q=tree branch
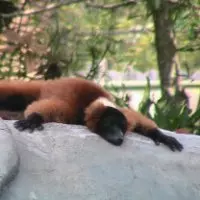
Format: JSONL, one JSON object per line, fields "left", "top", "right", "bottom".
{"left": 85, "top": 0, "right": 138, "bottom": 10}
{"left": 177, "top": 44, "right": 200, "bottom": 52}
{"left": 77, "top": 28, "right": 152, "bottom": 36}
{"left": 0, "top": 0, "right": 84, "bottom": 18}
{"left": 168, "top": 0, "right": 200, "bottom": 10}
{"left": 86, "top": 43, "right": 111, "bottom": 80}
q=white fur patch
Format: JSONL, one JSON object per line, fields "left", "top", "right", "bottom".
{"left": 95, "top": 97, "right": 116, "bottom": 108}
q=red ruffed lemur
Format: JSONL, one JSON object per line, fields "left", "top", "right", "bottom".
{"left": 0, "top": 77, "right": 183, "bottom": 151}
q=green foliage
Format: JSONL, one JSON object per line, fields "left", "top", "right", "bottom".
{"left": 153, "top": 98, "right": 190, "bottom": 131}
{"left": 105, "top": 83, "right": 130, "bottom": 108}
{"left": 139, "top": 80, "right": 200, "bottom": 134}
{"left": 0, "top": 49, "right": 27, "bottom": 79}
{"left": 41, "top": 14, "right": 84, "bottom": 76}
{"left": 174, "top": 0, "right": 200, "bottom": 56}
{"left": 2, "top": 0, "right": 199, "bottom": 78}
{"left": 153, "top": 96, "right": 200, "bottom": 134}
{"left": 52, "top": 2, "right": 156, "bottom": 74}
{"left": 138, "top": 77, "right": 153, "bottom": 118}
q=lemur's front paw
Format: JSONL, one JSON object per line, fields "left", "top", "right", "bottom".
{"left": 158, "top": 134, "right": 183, "bottom": 152}
{"left": 148, "top": 129, "right": 183, "bottom": 152}
{"left": 14, "top": 112, "right": 44, "bottom": 133}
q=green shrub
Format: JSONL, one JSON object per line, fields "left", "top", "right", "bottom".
{"left": 139, "top": 80, "right": 200, "bottom": 134}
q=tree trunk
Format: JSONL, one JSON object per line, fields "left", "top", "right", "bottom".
{"left": 152, "top": 1, "right": 178, "bottom": 95}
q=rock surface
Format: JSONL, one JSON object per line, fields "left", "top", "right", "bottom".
{"left": 0, "top": 120, "right": 200, "bottom": 200}
{"left": 0, "top": 120, "right": 19, "bottom": 196}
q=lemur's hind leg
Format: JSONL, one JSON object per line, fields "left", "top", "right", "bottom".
{"left": 14, "top": 98, "right": 74, "bottom": 132}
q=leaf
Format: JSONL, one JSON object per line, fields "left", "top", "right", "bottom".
{"left": 190, "top": 108, "right": 200, "bottom": 125}
{"left": 138, "top": 77, "right": 152, "bottom": 116}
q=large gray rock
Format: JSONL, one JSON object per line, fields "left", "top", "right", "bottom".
{"left": 0, "top": 120, "right": 19, "bottom": 196}
{"left": 1, "top": 120, "right": 200, "bottom": 200}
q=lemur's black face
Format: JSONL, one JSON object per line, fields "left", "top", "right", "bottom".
{"left": 96, "top": 107, "right": 128, "bottom": 146}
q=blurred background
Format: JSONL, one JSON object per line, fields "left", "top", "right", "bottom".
{"left": 0, "top": 0, "right": 200, "bottom": 134}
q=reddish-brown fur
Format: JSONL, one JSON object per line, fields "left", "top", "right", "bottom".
{"left": 120, "top": 108, "right": 157, "bottom": 132}
{"left": 0, "top": 77, "right": 158, "bottom": 135}
{"left": 85, "top": 100, "right": 108, "bottom": 132}
{"left": 84, "top": 99, "right": 157, "bottom": 134}
{"left": 0, "top": 80, "right": 42, "bottom": 101}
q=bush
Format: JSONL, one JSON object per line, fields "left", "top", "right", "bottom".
{"left": 139, "top": 80, "right": 200, "bottom": 134}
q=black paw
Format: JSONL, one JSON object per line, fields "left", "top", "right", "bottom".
{"left": 14, "top": 112, "right": 44, "bottom": 133}
{"left": 148, "top": 129, "right": 183, "bottom": 152}
{"left": 155, "top": 134, "right": 183, "bottom": 152}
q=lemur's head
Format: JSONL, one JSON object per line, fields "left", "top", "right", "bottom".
{"left": 96, "top": 107, "right": 128, "bottom": 146}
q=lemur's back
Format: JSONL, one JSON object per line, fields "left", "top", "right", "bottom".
{"left": 40, "top": 78, "right": 112, "bottom": 109}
